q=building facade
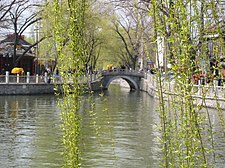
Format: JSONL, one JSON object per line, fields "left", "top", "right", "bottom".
{"left": 0, "top": 34, "right": 35, "bottom": 75}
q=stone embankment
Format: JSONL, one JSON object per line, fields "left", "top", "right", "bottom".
{"left": 2, "top": 70, "right": 225, "bottom": 110}
{"left": 0, "top": 72, "right": 62, "bottom": 95}
{"left": 0, "top": 83, "right": 59, "bottom": 95}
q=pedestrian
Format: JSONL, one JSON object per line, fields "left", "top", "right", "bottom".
{"left": 0, "top": 68, "right": 5, "bottom": 75}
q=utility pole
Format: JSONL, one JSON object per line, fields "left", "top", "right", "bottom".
{"left": 138, "top": 0, "right": 145, "bottom": 71}
{"left": 34, "top": 22, "right": 40, "bottom": 74}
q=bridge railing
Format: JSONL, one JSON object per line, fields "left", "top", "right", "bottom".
{"left": 101, "top": 68, "right": 144, "bottom": 77}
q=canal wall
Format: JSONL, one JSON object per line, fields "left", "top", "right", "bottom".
{"left": 0, "top": 78, "right": 100, "bottom": 95}
{"left": 90, "top": 80, "right": 103, "bottom": 91}
{"left": 1, "top": 70, "right": 225, "bottom": 111}
{"left": 0, "top": 83, "right": 62, "bottom": 95}
{"left": 0, "top": 72, "right": 95, "bottom": 95}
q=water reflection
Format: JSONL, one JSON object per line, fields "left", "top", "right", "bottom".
{"left": 79, "top": 85, "right": 161, "bottom": 168}
{"left": 0, "top": 95, "right": 63, "bottom": 168}
{"left": 2, "top": 85, "right": 225, "bottom": 167}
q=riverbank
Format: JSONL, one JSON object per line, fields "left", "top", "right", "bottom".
{"left": 1, "top": 71, "right": 225, "bottom": 110}
{"left": 139, "top": 73, "right": 225, "bottom": 109}
{"left": 113, "top": 73, "right": 225, "bottom": 109}
{"left": 0, "top": 72, "right": 94, "bottom": 95}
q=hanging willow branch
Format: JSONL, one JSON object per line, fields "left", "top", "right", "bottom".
{"left": 148, "top": 0, "right": 221, "bottom": 167}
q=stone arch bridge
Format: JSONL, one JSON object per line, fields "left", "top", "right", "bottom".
{"left": 98, "top": 69, "right": 145, "bottom": 90}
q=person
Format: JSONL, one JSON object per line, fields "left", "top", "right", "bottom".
{"left": 53, "top": 67, "right": 60, "bottom": 83}
{"left": 46, "top": 68, "right": 51, "bottom": 83}
{"left": 55, "top": 68, "right": 59, "bottom": 76}
{"left": 0, "top": 68, "right": 5, "bottom": 75}
{"left": 220, "top": 64, "right": 225, "bottom": 86}
{"left": 41, "top": 67, "right": 51, "bottom": 83}
{"left": 19, "top": 68, "right": 24, "bottom": 75}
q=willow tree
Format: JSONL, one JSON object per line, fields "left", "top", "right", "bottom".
{"left": 109, "top": 0, "right": 152, "bottom": 70}
{"left": 149, "top": 0, "right": 225, "bottom": 167}
{"left": 45, "top": 0, "right": 87, "bottom": 167}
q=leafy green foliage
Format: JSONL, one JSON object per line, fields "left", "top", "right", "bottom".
{"left": 49, "top": 0, "right": 87, "bottom": 167}
{"left": 148, "top": 0, "right": 225, "bottom": 167}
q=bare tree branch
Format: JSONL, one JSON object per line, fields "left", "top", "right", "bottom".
{"left": 6, "top": 0, "right": 42, "bottom": 67}
{"left": 0, "top": 0, "right": 17, "bottom": 22}
{"left": 15, "top": 35, "right": 50, "bottom": 65}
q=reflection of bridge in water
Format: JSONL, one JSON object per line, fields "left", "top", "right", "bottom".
{"left": 100, "top": 69, "right": 145, "bottom": 90}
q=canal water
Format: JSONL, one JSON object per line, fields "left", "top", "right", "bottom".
{"left": 0, "top": 84, "right": 225, "bottom": 167}
{"left": 0, "top": 95, "right": 63, "bottom": 168}
{"left": 79, "top": 85, "right": 161, "bottom": 168}
{"left": 0, "top": 84, "right": 161, "bottom": 168}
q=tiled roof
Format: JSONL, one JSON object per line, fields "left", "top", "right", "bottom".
{"left": 0, "top": 34, "right": 31, "bottom": 46}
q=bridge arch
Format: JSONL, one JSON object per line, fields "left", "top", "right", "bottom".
{"left": 104, "top": 75, "right": 139, "bottom": 90}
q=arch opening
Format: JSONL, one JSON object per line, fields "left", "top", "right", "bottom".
{"left": 104, "top": 76, "right": 139, "bottom": 90}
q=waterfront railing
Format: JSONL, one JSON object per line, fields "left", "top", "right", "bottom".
{"left": 0, "top": 71, "right": 100, "bottom": 84}
{"left": 145, "top": 73, "right": 225, "bottom": 100}
{"left": 0, "top": 71, "right": 62, "bottom": 84}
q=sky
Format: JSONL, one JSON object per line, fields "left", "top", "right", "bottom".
{"left": 0, "top": 0, "right": 42, "bottom": 39}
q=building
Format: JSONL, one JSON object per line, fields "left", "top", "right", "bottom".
{"left": 0, "top": 34, "right": 35, "bottom": 75}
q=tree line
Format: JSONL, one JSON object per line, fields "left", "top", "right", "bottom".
{"left": 0, "top": 0, "right": 154, "bottom": 73}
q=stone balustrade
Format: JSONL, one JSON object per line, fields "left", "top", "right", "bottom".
{"left": 0, "top": 71, "right": 62, "bottom": 84}
{"left": 141, "top": 73, "right": 225, "bottom": 109}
